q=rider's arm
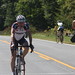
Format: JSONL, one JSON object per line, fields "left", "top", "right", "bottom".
{"left": 11, "top": 27, "right": 15, "bottom": 43}
{"left": 27, "top": 29, "right": 32, "bottom": 45}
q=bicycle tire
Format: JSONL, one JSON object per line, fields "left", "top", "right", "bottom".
{"left": 17, "top": 58, "right": 21, "bottom": 75}
{"left": 60, "top": 35, "right": 63, "bottom": 43}
{"left": 14, "top": 45, "right": 26, "bottom": 75}
{"left": 14, "top": 65, "right": 18, "bottom": 75}
{"left": 14, "top": 57, "right": 21, "bottom": 75}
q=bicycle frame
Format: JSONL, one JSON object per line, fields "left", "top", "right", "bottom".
{"left": 15, "top": 46, "right": 25, "bottom": 75}
{"left": 14, "top": 45, "right": 32, "bottom": 75}
{"left": 56, "top": 30, "right": 64, "bottom": 43}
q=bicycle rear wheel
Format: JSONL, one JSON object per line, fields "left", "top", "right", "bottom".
{"left": 17, "top": 59, "right": 21, "bottom": 75}
{"left": 15, "top": 57, "right": 21, "bottom": 75}
{"left": 14, "top": 66, "right": 18, "bottom": 75}
{"left": 60, "top": 35, "right": 63, "bottom": 43}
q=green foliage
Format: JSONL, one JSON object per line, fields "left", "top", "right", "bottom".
{"left": 0, "top": 0, "right": 16, "bottom": 28}
{"left": 15, "top": 0, "right": 47, "bottom": 30}
{"left": 0, "top": 0, "right": 75, "bottom": 31}
{"left": 30, "top": 25, "right": 37, "bottom": 33}
{"left": 0, "top": 27, "right": 11, "bottom": 35}
{"left": 0, "top": 16, "right": 4, "bottom": 30}
{"left": 15, "top": 0, "right": 59, "bottom": 30}
{"left": 0, "top": 0, "right": 6, "bottom": 30}
{"left": 56, "top": 0, "right": 75, "bottom": 29}
{"left": 41, "top": 0, "right": 59, "bottom": 28}
{"left": 4, "top": 1, "right": 16, "bottom": 27}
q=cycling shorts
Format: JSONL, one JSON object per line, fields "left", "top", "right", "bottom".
{"left": 10, "top": 37, "right": 28, "bottom": 52}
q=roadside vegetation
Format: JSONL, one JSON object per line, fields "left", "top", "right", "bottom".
{"left": 0, "top": 0, "right": 75, "bottom": 31}
{"left": 32, "top": 29, "right": 72, "bottom": 44}
{"left": 0, "top": 27, "right": 73, "bottom": 44}
{"left": 0, "top": 0, "right": 75, "bottom": 44}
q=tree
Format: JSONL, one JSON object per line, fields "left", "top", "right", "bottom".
{"left": 15, "top": 0, "right": 47, "bottom": 30}
{"left": 57, "top": 0, "right": 75, "bottom": 29}
{"left": 4, "top": 2, "right": 15, "bottom": 27}
{"left": 41, "top": 0, "right": 59, "bottom": 28}
{"left": 0, "top": 0, "right": 6, "bottom": 30}
{"left": 0, "top": 0, "right": 75, "bottom": 31}
{"left": 16, "top": 0, "right": 59, "bottom": 30}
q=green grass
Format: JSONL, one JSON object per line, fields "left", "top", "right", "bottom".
{"left": 32, "top": 31, "right": 74, "bottom": 45}
{"left": 33, "top": 32, "right": 55, "bottom": 41}
{"left": 0, "top": 27, "right": 11, "bottom": 35}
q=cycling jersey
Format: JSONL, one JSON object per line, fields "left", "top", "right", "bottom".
{"left": 57, "top": 26, "right": 64, "bottom": 30}
{"left": 12, "top": 22, "right": 29, "bottom": 41}
{"left": 57, "top": 26, "right": 64, "bottom": 33}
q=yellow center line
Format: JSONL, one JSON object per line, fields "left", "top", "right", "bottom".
{"left": 0, "top": 40, "right": 75, "bottom": 70}
{"left": 39, "top": 55, "right": 50, "bottom": 60}
{"left": 34, "top": 51, "right": 75, "bottom": 70}
{"left": 0, "top": 40, "right": 10, "bottom": 44}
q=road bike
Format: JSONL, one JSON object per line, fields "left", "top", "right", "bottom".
{"left": 14, "top": 45, "right": 33, "bottom": 75}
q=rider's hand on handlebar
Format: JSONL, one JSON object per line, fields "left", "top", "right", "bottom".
{"left": 11, "top": 43, "right": 14, "bottom": 48}
{"left": 30, "top": 44, "right": 34, "bottom": 53}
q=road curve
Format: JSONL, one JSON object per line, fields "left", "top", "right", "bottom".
{"left": 0, "top": 36, "right": 75, "bottom": 75}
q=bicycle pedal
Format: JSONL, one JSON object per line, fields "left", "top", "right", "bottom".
{"left": 21, "top": 62, "right": 25, "bottom": 65}
{"left": 21, "top": 69, "right": 25, "bottom": 71}
{"left": 21, "top": 61, "right": 25, "bottom": 65}
{"left": 21, "top": 63, "right": 24, "bottom": 65}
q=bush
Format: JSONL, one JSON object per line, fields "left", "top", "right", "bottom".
{"left": 30, "top": 25, "right": 37, "bottom": 33}
{"left": 2, "top": 27, "right": 11, "bottom": 35}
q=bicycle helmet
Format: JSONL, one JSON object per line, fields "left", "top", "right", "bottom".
{"left": 16, "top": 15, "right": 26, "bottom": 22}
{"left": 57, "top": 20, "right": 62, "bottom": 23}
{"left": 73, "top": 20, "right": 75, "bottom": 23}
{"left": 57, "top": 20, "right": 63, "bottom": 26}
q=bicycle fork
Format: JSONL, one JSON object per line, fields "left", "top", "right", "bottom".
{"left": 21, "top": 61, "right": 25, "bottom": 75}
{"left": 15, "top": 54, "right": 25, "bottom": 75}
{"left": 14, "top": 56, "right": 21, "bottom": 75}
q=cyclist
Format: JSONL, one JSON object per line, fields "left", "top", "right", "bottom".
{"left": 72, "top": 20, "right": 75, "bottom": 29}
{"left": 70, "top": 20, "right": 75, "bottom": 43}
{"left": 56, "top": 20, "right": 64, "bottom": 43}
{"left": 10, "top": 15, "right": 34, "bottom": 75}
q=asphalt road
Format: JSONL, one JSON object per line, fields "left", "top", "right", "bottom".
{"left": 0, "top": 36, "right": 75, "bottom": 75}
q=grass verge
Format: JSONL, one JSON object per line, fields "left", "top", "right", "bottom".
{"left": 32, "top": 31, "right": 74, "bottom": 45}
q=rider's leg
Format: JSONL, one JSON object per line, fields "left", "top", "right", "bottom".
{"left": 19, "top": 38, "right": 29, "bottom": 75}
{"left": 23, "top": 47, "right": 29, "bottom": 57}
{"left": 56, "top": 31, "right": 60, "bottom": 43}
{"left": 10, "top": 51, "right": 16, "bottom": 74}
{"left": 10, "top": 40, "right": 18, "bottom": 75}
{"left": 60, "top": 35, "right": 63, "bottom": 43}
{"left": 60, "top": 32, "right": 64, "bottom": 43}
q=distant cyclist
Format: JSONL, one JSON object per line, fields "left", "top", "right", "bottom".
{"left": 71, "top": 20, "right": 75, "bottom": 42}
{"left": 56, "top": 20, "right": 64, "bottom": 43}
{"left": 72, "top": 20, "right": 75, "bottom": 29}
{"left": 10, "top": 15, "right": 34, "bottom": 75}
